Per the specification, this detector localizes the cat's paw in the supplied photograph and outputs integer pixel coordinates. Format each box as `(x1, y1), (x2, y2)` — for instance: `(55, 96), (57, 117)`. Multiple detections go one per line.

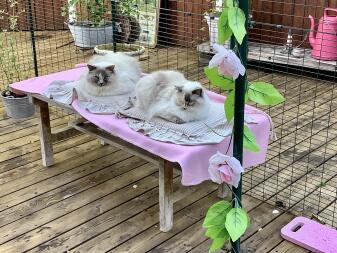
(174, 117), (185, 124)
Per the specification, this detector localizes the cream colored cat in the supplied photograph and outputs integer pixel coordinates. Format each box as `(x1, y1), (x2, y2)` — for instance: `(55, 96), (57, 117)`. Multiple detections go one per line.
(77, 52), (141, 97)
(135, 70), (210, 124)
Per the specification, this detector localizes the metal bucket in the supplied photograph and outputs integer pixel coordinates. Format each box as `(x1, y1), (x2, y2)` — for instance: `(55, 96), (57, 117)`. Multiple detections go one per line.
(1, 93), (35, 119)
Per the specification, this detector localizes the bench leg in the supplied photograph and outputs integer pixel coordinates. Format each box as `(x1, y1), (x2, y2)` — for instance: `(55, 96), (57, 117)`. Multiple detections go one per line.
(218, 183), (231, 200)
(159, 160), (173, 232)
(36, 100), (54, 167)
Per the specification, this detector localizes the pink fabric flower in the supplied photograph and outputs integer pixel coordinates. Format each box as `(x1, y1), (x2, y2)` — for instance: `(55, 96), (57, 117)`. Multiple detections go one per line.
(209, 44), (245, 79)
(208, 152), (244, 188)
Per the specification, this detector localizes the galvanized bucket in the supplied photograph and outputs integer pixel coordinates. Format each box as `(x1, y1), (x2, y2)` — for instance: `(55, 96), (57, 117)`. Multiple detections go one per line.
(1, 93), (35, 119)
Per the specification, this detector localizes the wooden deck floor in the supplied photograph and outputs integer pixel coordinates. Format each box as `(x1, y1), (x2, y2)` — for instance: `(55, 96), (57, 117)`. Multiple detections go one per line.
(0, 101), (307, 253)
(1, 30), (336, 252)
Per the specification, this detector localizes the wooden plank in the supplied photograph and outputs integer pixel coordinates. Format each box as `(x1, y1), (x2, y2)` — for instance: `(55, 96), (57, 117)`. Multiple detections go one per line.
(0, 122), (85, 163)
(69, 121), (162, 165)
(0, 145), (115, 193)
(0, 111), (63, 136)
(111, 185), (218, 253)
(0, 151), (139, 228)
(0, 115), (69, 145)
(27, 175), (188, 253)
(246, 139), (337, 227)
(240, 212), (293, 252)
(51, 126), (80, 142)
(269, 240), (309, 253)
(67, 182), (216, 253)
(0, 137), (99, 176)
(35, 100), (54, 167)
(244, 87), (337, 192)
(145, 195), (261, 253)
(159, 160), (174, 232)
(0, 163), (158, 251)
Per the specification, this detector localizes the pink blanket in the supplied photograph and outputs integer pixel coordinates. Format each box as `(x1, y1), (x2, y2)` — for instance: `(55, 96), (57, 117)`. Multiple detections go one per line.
(11, 65), (270, 186)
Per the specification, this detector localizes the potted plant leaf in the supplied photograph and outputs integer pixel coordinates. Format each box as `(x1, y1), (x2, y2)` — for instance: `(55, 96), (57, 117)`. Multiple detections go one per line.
(62, 0), (114, 48)
(205, 0), (223, 46)
(94, 0), (143, 56)
(0, 0), (35, 119)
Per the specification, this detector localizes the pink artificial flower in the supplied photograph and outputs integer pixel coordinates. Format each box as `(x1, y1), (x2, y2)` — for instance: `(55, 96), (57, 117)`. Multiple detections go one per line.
(209, 44), (245, 79)
(208, 152), (244, 188)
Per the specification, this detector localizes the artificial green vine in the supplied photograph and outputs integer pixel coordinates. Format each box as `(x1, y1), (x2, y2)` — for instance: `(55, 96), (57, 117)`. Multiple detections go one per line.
(203, 0), (285, 252)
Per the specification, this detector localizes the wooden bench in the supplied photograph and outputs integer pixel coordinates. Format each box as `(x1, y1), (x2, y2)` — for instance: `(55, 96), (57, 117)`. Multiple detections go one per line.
(28, 93), (227, 232)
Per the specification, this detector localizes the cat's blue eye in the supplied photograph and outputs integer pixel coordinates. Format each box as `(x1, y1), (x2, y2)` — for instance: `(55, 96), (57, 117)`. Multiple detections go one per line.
(103, 77), (109, 82)
(94, 76), (99, 81)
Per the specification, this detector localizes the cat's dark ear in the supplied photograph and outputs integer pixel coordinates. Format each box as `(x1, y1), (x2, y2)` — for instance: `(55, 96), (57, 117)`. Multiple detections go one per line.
(105, 65), (115, 73)
(192, 88), (203, 97)
(175, 85), (183, 92)
(87, 64), (97, 72)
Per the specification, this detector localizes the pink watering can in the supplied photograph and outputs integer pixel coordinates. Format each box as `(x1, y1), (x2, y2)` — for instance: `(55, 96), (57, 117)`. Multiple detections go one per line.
(309, 8), (337, 61)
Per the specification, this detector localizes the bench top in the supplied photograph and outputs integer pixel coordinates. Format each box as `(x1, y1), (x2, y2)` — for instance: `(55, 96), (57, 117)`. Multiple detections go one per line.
(11, 66), (271, 186)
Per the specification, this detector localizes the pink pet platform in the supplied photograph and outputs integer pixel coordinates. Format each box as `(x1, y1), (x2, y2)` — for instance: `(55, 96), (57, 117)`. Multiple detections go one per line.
(281, 216), (337, 253)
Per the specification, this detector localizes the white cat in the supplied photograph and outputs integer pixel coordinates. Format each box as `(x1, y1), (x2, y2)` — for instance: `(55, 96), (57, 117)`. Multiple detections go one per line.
(135, 70), (210, 124)
(77, 52), (141, 97)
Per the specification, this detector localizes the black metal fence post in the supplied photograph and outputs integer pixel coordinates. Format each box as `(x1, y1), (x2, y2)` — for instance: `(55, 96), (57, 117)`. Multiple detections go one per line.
(111, 0), (118, 52)
(231, 0), (249, 252)
(27, 0), (38, 77)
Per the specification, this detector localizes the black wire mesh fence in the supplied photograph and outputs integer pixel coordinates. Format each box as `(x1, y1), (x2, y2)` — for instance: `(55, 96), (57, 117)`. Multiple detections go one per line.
(1, 0), (337, 229)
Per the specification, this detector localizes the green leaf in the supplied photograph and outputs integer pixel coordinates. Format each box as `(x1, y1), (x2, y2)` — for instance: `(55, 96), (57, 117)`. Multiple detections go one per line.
(248, 82), (285, 106)
(209, 237), (228, 253)
(226, 0), (234, 7)
(225, 90), (235, 122)
(228, 7), (246, 44)
(217, 9), (233, 44)
(203, 201), (232, 228)
(225, 207), (249, 242)
(205, 223), (229, 239)
(204, 67), (234, 91)
(224, 90), (248, 122)
(243, 125), (260, 152)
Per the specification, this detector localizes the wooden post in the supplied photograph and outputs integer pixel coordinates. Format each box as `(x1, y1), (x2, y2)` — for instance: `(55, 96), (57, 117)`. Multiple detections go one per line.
(159, 160), (173, 232)
(36, 100), (54, 167)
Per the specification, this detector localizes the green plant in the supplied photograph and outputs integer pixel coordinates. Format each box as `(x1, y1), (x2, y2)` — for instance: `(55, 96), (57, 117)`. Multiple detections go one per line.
(203, 0), (285, 252)
(61, 0), (109, 27)
(61, 0), (139, 27)
(205, 0), (224, 16)
(119, 0), (138, 17)
(0, 0), (25, 92)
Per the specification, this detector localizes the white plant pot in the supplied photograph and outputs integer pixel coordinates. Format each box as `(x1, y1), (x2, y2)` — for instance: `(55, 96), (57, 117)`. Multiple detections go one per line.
(205, 16), (219, 47)
(205, 15), (230, 48)
(68, 22), (113, 48)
